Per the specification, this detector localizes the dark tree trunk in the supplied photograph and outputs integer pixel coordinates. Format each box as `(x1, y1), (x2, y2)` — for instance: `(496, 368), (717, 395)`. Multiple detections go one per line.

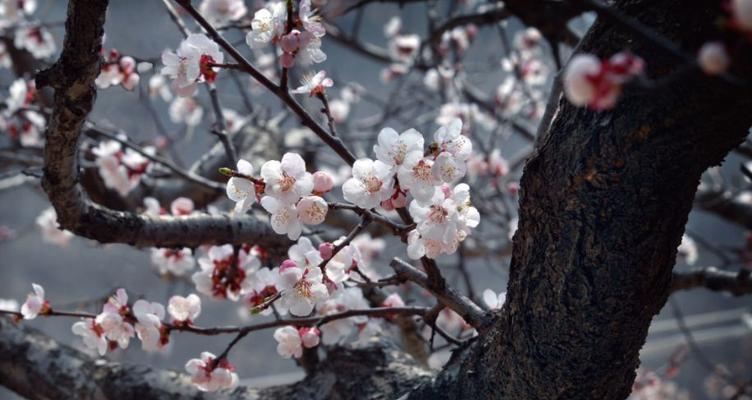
(409, 1), (752, 398)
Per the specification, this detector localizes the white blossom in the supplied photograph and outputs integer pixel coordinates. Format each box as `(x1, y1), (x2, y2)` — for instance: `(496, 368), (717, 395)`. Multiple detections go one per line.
(192, 244), (259, 300)
(433, 118), (472, 162)
(35, 207), (73, 247)
(14, 25), (55, 59)
(482, 289), (506, 310)
(21, 283), (45, 319)
(245, 2), (287, 48)
(199, 0), (247, 26)
(698, 42), (729, 75)
(317, 287), (369, 345)
(373, 127), (424, 170)
(296, 195), (328, 225)
(260, 153), (314, 205)
(277, 259), (328, 316)
(261, 196), (303, 240)
(72, 319), (108, 356)
(168, 294), (202, 322)
(273, 325), (320, 358)
(185, 352), (239, 392)
(169, 96), (204, 126)
(161, 33), (223, 97)
(226, 159), (256, 214)
(291, 70), (333, 96)
(96, 289), (135, 350)
(342, 158), (394, 209)
(150, 248), (195, 276)
(132, 299), (166, 352)
(397, 153), (437, 204)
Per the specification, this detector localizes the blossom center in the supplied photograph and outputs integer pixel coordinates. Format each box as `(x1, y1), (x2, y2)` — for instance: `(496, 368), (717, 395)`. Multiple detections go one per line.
(279, 174), (296, 192)
(364, 175), (382, 193)
(428, 205), (448, 223)
(412, 160), (432, 182)
(393, 142), (408, 165)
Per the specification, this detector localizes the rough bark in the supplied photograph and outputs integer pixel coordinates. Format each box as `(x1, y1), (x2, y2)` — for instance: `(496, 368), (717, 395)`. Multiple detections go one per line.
(0, 317), (430, 400)
(408, 1), (752, 398)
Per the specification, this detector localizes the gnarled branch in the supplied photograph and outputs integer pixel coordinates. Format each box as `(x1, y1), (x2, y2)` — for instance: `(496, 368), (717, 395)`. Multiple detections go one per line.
(38, 0), (290, 253)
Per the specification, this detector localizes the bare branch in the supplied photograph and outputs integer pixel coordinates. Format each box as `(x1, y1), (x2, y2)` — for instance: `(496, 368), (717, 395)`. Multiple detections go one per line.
(389, 257), (490, 331)
(671, 267), (752, 296)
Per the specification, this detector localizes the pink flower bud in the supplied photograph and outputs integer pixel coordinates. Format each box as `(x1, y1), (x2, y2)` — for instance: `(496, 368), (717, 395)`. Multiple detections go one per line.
(698, 42), (729, 75)
(382, 293), (405, 308)
(507, 182), (520, 196)
(299, 326), (320, 348)
(279, 32), (300, 53)
(154, 135), (170, 150)
(280, 52), (296, 68)
(319, 242), (334, 260)
(119, 56), (136, 73)
(170, 197), (194, 216)
(312, 171), (334, 193)
(279, 259), (298, 272)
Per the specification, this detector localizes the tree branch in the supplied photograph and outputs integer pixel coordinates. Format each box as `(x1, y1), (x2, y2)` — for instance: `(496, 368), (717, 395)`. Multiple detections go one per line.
(36, 0), (291, 253)
(0, 317), (431, 400)
(671, 267), (752, 296)
(389, 257), (490, 331)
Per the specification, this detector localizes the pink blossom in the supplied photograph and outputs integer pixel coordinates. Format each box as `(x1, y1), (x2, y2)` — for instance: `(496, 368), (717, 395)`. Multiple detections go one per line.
(698, 42), (729, 75)
(564, 52), (645, 110)
(312, 170), (334, 193)
(291, 70), (333, 96)
(732, 0), (752, 30)
(170, 197), (195, 216)
(185, 352), (239, 392)
(296, 195), (328, 225)
(168, 294), (202, 323)
(21, 283), (47, 319)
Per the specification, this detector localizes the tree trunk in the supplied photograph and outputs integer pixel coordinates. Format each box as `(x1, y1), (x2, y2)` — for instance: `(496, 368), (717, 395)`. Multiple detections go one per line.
(409, 1), (752, 398)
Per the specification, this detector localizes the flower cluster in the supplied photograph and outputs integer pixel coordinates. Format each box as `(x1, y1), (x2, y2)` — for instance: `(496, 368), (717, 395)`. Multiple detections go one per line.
(185, 352), (239, 392)
(246, 0), (326, 67)
(1, 78), (45, 147)
(13, 24), (55, 59)
(273, 325), (320, 358)
(227, 154), (333, 240)
(92, 138), (153, 196)
(68, 289), (148, 354)
(146, 197), (198, 277)
(192, 244), (261, 301)
(344, 118), (480, 259)
(96, 48), (140, 91)
(563, 52), (645, 110)
(199, 0), (247, 26)
(68, 288), (203, 356)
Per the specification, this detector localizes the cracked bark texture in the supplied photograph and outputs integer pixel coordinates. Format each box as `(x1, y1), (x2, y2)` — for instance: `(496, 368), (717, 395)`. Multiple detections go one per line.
(407, 1), (752, 398)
